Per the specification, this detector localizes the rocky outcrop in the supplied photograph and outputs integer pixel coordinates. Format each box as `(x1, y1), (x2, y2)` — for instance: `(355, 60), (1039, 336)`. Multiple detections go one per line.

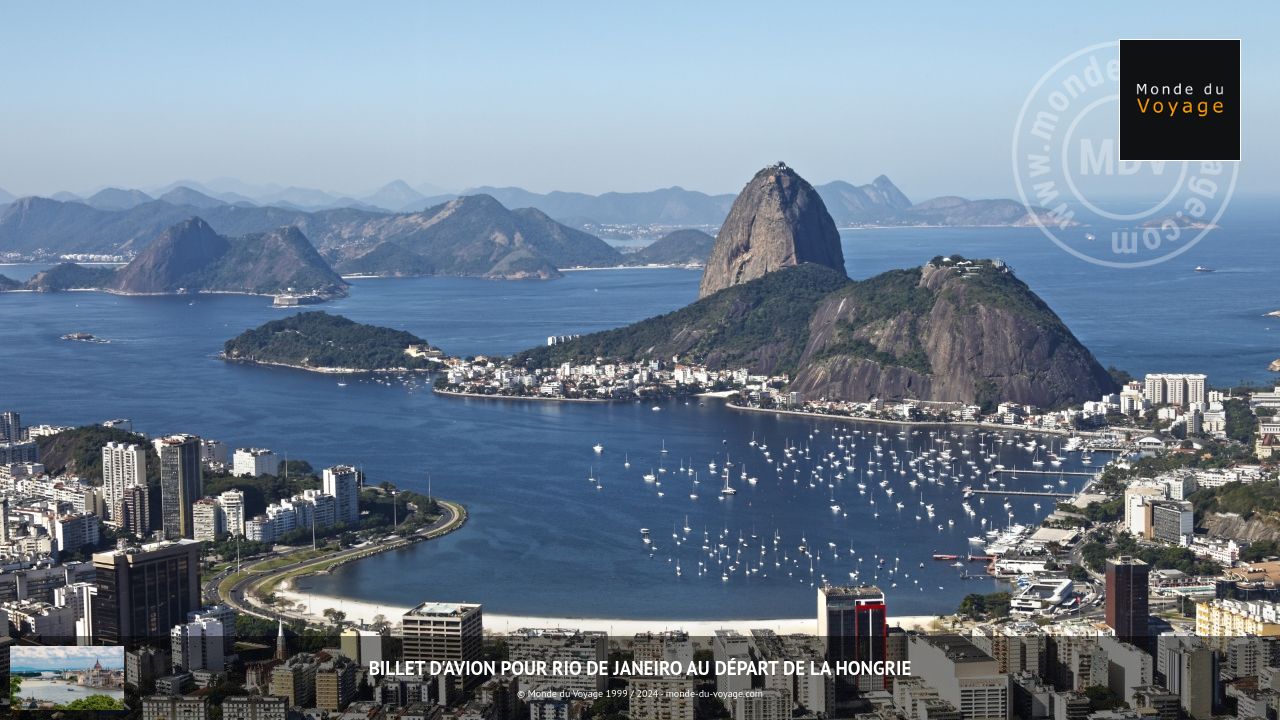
(521, 257), (1115, 409)
(112, 218), (346, 295)
(1201, 512), (1280, 544)
(113, 218), (229, 292)
(698, 163), (845, 298)
(789, 259), (1117, 408)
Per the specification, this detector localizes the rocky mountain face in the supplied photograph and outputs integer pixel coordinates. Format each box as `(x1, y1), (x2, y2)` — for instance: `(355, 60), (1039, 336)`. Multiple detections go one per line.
(626, 229), (716, 266)
(788, 259), (1117, 408)
(522, 260), (1114, 409)
(111, 218), (347, 295)
(515, 166), (1114, 409)
(698, 163), (846, 298)
(113, 218), (228, 292)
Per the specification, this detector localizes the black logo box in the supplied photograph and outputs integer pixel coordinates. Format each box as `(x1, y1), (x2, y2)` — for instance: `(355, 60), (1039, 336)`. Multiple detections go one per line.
(1119, 39), (1240, 161)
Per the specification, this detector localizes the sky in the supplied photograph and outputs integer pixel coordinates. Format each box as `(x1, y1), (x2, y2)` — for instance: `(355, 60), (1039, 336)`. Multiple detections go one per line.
(10, 646), (124, 671)
(1, 1), (1276, 200)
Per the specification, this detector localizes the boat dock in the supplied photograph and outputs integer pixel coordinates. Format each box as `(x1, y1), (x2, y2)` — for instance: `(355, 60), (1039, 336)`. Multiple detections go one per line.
(993, 469), (1098, 477)
(966, 488), (1075, 499)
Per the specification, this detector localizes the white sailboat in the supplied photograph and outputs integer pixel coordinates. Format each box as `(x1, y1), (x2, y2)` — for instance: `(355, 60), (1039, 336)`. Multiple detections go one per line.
(720, 469), (737, 496)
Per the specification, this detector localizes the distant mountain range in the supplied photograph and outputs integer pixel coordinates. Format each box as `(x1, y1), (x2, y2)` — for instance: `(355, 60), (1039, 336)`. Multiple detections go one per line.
(0, 174), (1056, 233)
(0, 191), (625, 282)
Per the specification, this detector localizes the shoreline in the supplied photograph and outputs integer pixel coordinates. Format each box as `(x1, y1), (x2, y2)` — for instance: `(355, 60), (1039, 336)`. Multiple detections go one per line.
(725, 401), (1095, 438)
(4, 285), (344, 300)
(220, 354), (436, 375)
(560, 264), (703, 272)
(274, 588), (941, 634)
(433, 386), (622, 403)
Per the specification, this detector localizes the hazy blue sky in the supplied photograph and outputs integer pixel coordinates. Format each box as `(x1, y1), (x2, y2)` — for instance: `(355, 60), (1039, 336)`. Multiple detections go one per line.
(1, 2), (1274, 199)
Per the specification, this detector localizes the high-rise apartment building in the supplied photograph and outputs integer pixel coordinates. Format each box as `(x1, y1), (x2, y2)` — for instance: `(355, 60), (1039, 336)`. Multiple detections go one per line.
(102, 441), (146, 525)
(218, 489), (246, 537)
(322, 465), (360, 525)
(156, 435), (202, 539)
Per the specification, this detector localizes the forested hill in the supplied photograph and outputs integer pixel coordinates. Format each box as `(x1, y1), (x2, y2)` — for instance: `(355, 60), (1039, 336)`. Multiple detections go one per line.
(222, 311), (439, 371)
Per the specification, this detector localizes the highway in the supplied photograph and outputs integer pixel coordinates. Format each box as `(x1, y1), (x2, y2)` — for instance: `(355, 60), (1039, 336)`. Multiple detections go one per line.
(208, 499), (466, 623)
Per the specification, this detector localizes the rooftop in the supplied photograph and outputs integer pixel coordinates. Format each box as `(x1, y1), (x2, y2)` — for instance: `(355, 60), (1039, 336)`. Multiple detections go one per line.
(821, 584), (885, 600)
(405, 601), (481, 618)
(916, 634), (994, 664)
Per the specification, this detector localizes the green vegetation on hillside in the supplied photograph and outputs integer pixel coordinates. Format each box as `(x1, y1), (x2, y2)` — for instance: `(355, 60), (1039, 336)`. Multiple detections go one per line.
(1241, 539), (1280, 562)
(1191, 481), (1280, 521)
(35, 425), (159, 482)
(204, 471), (320, 518)
(812, 268), (935, 374)
(513, 263), (852, 373)
(627, 229), (716, 265)
(24, 262), (118, 291)
(1225, 398), (1259, 445)
(1079, 532), (1221, 575)
(223, 311), (438, 371)
(335, 241), (436, 276)
(189, 232), (345, 295)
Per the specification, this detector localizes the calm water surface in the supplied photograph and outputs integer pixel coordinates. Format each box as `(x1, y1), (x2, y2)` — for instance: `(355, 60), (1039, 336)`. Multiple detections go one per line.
(1, 209), (1277, 619)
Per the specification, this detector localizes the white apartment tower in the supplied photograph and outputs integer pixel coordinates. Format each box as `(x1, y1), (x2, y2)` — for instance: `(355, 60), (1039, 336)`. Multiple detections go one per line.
(218, 489), (246, 537)
(102, 441), (146, 525)
(192, 498), (224, 542)
(323, 465), (360, 525)
(233, 448), (278, 477)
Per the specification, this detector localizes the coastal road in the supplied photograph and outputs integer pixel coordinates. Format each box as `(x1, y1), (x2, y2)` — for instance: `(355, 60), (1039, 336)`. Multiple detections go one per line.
(214, 499), (467, 624)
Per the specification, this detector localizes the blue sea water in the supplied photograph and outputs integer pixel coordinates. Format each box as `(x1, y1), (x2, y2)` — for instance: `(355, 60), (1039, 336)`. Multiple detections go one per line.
(0, 204), (1276, 619)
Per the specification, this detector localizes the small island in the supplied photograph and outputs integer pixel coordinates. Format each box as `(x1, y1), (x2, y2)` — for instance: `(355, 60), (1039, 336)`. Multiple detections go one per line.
(222, 311), (442, 373)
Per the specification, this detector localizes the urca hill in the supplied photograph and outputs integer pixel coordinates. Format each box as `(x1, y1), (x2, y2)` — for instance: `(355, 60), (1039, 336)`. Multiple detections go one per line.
(516, 163), (1117, 409)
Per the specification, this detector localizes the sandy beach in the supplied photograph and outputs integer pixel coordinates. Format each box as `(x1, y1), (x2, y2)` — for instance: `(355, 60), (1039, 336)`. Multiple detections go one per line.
(277, 587), (942, 635)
